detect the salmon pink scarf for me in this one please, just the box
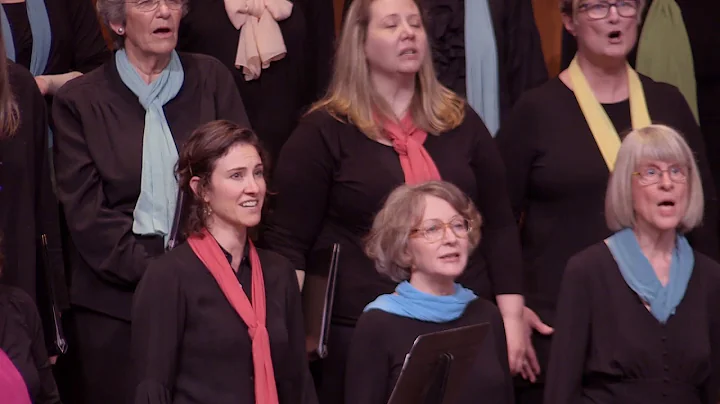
[224,0,293,81]
[382,114,441,184]
[188,229,278,404]
[0,349,31,404]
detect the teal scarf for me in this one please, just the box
[606,228,694,323]
[465,0,500,136]
[116,49,184,245]
[364,281,477,323]
[0,0,51,76]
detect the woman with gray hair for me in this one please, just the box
[51,0,249,402]
[496,0,718,401]
[545,124,720,403]
[345,181,514,404]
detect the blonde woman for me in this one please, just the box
[264,0,526,402]
[546,125,720,403]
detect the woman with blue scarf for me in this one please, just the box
[345,181,514,404]
[545,125,720,404]
[51,0,249,403]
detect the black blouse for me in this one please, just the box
[0,285,60,404]
[52,52,250,321]
[132,242,317,404]
[0,62,66,310]
[496,75,719,375]
[345,298,514,404]
[545,243,720,404]
[2,0,110,75]
[264,108,522,325]
[178,0,335,161]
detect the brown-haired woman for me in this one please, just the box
[132,120,317,404]
[346,181,514,404]
[264,0,527,401]
[0,22,66,358]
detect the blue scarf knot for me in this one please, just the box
[115,49,185,245]
[364,281,477,323]
[606,228,694,324]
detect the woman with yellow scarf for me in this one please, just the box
[495,1,718,403]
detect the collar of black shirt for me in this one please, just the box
[216,238,251,273]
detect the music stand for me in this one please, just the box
[387,323,490,404]
[302,244,341,360]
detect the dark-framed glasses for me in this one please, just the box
[578,0,639,20]
[127,0,184,12]
[632,164,688,186]
[410,218,472,243]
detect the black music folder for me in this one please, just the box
[388,323,490,404]
[302,244,341,360]
[166,190,187,251]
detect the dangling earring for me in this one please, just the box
[203,204,213,217]
[117,27,125,35]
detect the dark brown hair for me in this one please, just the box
[176,120,270,236]
[0,28,19,138]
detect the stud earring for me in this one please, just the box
[117,27,125,34]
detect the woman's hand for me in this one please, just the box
[35,72,83,96]
[502,313,528,374]
[518,306,553,382]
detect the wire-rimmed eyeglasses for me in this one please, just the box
[632,164,689,186]
[577,0,639,20]
[409,218,472,243]
[127,0,184,12]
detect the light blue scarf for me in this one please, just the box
[465,0,500,136]
[606,228,694,324]
[0,0,51,76]
[364,281,477,323]
[115,49,184,245]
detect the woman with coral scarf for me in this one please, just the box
[132,120,317,404]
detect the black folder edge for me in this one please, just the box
[39,234,68,356]
[387,323,490,404]
[302,243,341,360]
[166,190,186,251]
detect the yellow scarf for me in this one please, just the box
[568,56,651,170]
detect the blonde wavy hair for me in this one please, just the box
[310,0,465,140]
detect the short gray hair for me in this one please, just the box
[96,0,189,49]
[605,124,704,233]
[365,181,483,282]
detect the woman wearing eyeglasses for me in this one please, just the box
[495,1,718,402]
[345,181,514,404]
[545,125,720,403]
[52,0,249,403]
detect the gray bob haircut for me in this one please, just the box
[96,0,189,49]
[365,181,482,282]
[605,124,704,233]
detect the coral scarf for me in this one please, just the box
[224,0,293,81]
[188,229,278,404]
[382,114,441,184]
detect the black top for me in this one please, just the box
[178,0,335,161]
[52,52,250,321]
[343,0,547,119]
[132,242,317,404]
[0,285,60,404]
[545,243,720,404]
[264,108,522,325]
[345,298,513,404]
[496,75,719,374]
[561,0,720,209]
[1,0,110,75]
[0,62,66,309]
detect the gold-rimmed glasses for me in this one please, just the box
[409,218,472,243]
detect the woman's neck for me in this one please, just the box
[371,71,416,119]
[632,223,676,283]
[575,51,629,104]
[124,44,171,84]
[409,273,455,296]
[206,218,247,270]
